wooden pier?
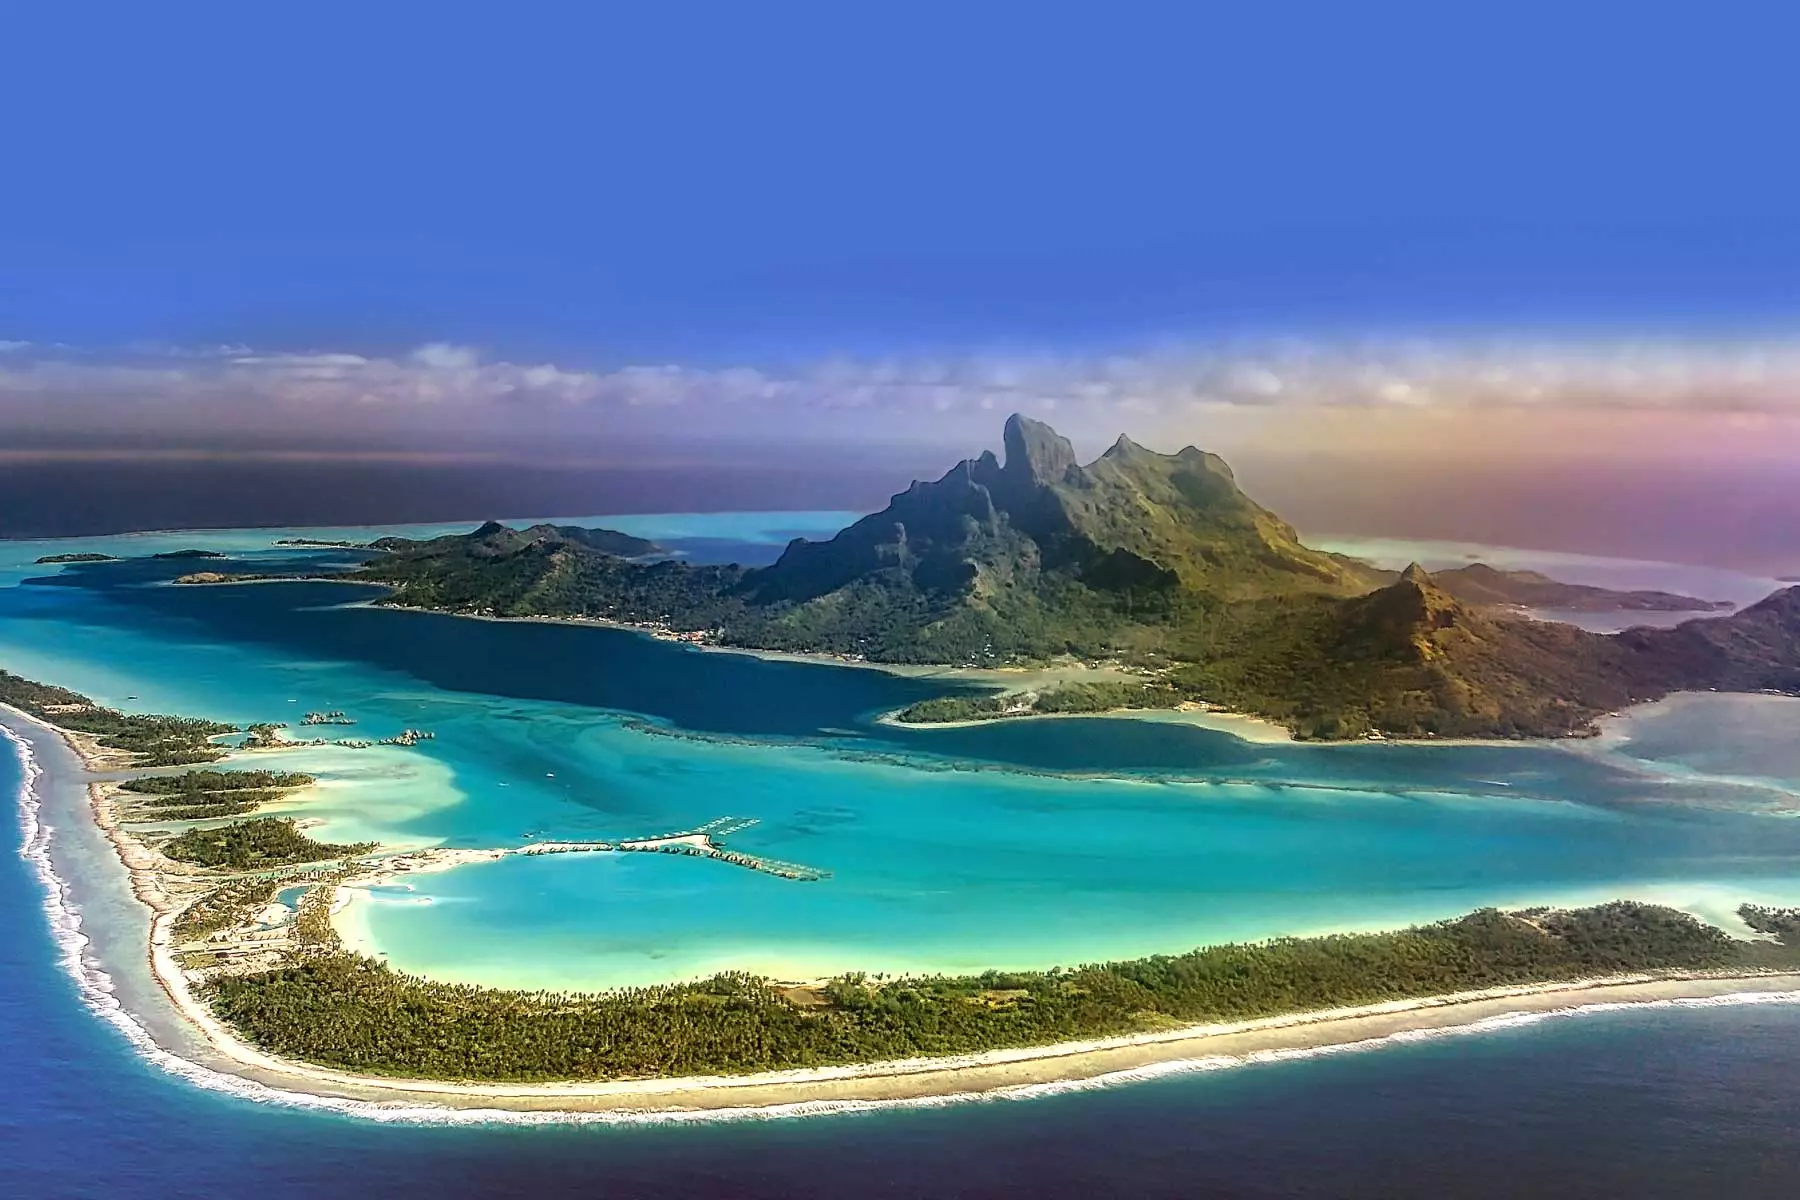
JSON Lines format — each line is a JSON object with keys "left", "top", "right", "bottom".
{"left": 517, "top": 816, "right": 828, "bottom": 881}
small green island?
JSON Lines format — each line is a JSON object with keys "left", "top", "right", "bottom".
{"left": 120, "top": 769, "right": 316, "bottom": 820}
{"left": 34, "top": 552, "right": 119, "bottom": 564}
{"left": 162, "top": 817, "right": 374, "bottom": 869}
{"left": 894, "top": 679, "right": 1185, "bottom": 724}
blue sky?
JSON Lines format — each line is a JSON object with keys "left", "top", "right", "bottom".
{"left": 6, "top": 5, "right": 1799, "bottom": 354}
{"left": 4, "top": 4, "right": 1800, "bottom": 461}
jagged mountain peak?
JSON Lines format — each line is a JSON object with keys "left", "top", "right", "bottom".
{"left": 1002, "top": 413, "right": 1081, "bottom": 486}
{"left": 747, "top": 413, "right": 1385, "bottom": 607}
{"left": 1104, "top": 433, "right": 1147, "bottom": 458}
{"left": 1400, "top": 562, "right": 1433, "bottom": 585}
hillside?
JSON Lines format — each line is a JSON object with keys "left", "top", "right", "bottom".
{"left": 356, "top": 418, "right": 1387, "bottom": 663}
{"left": 349, "top": 521, "right": 682, "bottom": 614}
{"left": 330, "top": 416, "right": 1800, "bottom": 739}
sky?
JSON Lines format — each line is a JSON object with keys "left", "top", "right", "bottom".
{"left": 5, "top": 4, "right": 1800, "bottom": 564}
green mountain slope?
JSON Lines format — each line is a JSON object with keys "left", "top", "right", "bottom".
{"left": 1168, "top": 565, "right": 1800, "bottom": 739}
{"left": 336, "top": 416, "right": 1800, "bottom": 739}
{"left": 350, "top": 521, "right": 683, "bottom": 614}
{"left": 750, "top": 415, "right": 1379, "bottom": 607}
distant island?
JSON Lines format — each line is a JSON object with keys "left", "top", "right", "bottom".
{"left": 1420, "top": 563, "right": 1729, "bottom": 613}
{"left": 274, "top": 537, "right": 373, "bottom": 549}
{"left": 211, "top": 414, "right": 1796, "bottom": 742}
{"left": 34, "top": 552, "right": 119, "bottom": 564}
{"left": 367, "top": 521, "right": 661, "bottom": 560}
{"left": 151, "top": 549, "right": 226, "bottom": 560}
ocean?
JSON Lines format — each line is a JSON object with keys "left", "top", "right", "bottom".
{"left": 4, "top": 516, "right": 1800, "bottom": 1195}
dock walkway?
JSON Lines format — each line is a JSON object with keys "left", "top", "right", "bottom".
{"left": 517, "top": 816, "right": 828, "bottom": 881}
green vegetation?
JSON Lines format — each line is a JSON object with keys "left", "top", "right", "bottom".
{"left": 0, "top": 669, "right": 235, "bottom": 765}
{"left": 34, "top": 552, "right": 117, "bottom": 564}
{"left": 1740, "top": 906, "right": 1800, "bottom": 940}
{"left": 292, "top": 878, "right": 342, "bottom": 948}
{"left": 895, "top": 680, "right": 1183, "bottom": 724}
{"left": 1031, "top": 680, "right": 1182, "bottom": 714}
{"left": 122, "top": 769, "right": 314, "bottom": 795}
{"left": 172, "top": 878, "right": 286, "bottom": 941}
{"left": 201, "top": 901, "right": 1800, "bottom": 1082}
{"left": 122, "top": 774, "right": 312, "bottom": 822}
{"left": 174, "top": 571, "right": 311, "bottom": 585}
{"left": 162, "top": 818, "right": 373, "bottom": 869}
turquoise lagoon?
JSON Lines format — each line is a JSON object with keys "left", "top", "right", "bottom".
{"left": 6, "top": 519, "right": 1800, "bottom": 991}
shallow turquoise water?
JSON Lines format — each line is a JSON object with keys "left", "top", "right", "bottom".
{"left": 6, "top": 520, "right": 1800, "bottom": 989}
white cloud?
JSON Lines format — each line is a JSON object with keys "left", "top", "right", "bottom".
{"left": 7, "top": 332, "right": 1800, "bottom": 442}
{"left": 409, "top": 343, "right": 481, "bottom": 370}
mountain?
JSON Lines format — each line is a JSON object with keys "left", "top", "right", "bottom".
{"left": 350, "top": 521, "right": 674, "bottom": 614}
{"left": 369, "top": 520, "right": 658, "bottom": 559}
{"left": 1426, "top": 563, "right": 1729, "bottom": 614}
{"left": 1166, "top": 564, "right": 1800, "bottom": 739}
{"left": 748, "top": 415, "right": 1379, "bottom": 607}
{"left": 699, "top": 414, "right": 1386, "bottom": 661}
{"left": 333, "top": 416, "right": 1800, "bottom": 739}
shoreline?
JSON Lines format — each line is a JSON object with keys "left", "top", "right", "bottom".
{"left": 350, "top": 595, "right": 1160, "bottom": 693}
{"left": 876, "top": 701, "right": 1297, "bottom": 743}
{"left": 164, "top": 573, "right": 1650, "bottom": 749}
{"left": 6, "top": 703, "right": 1800, "bottom": 1117}
{"left": 293, "top": 593, "right": 1604, "bottom": 749}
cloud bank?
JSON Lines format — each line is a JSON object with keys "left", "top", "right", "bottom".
{"left": 4, "top": 333, "right": 1800, "bottom": 455}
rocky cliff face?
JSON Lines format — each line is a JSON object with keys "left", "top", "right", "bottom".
{"left": 1001, "top": 413, "right": 1082, "bottom": 487}
{"left": 747, "top": 413, "right": 1381, "bottom": 606}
